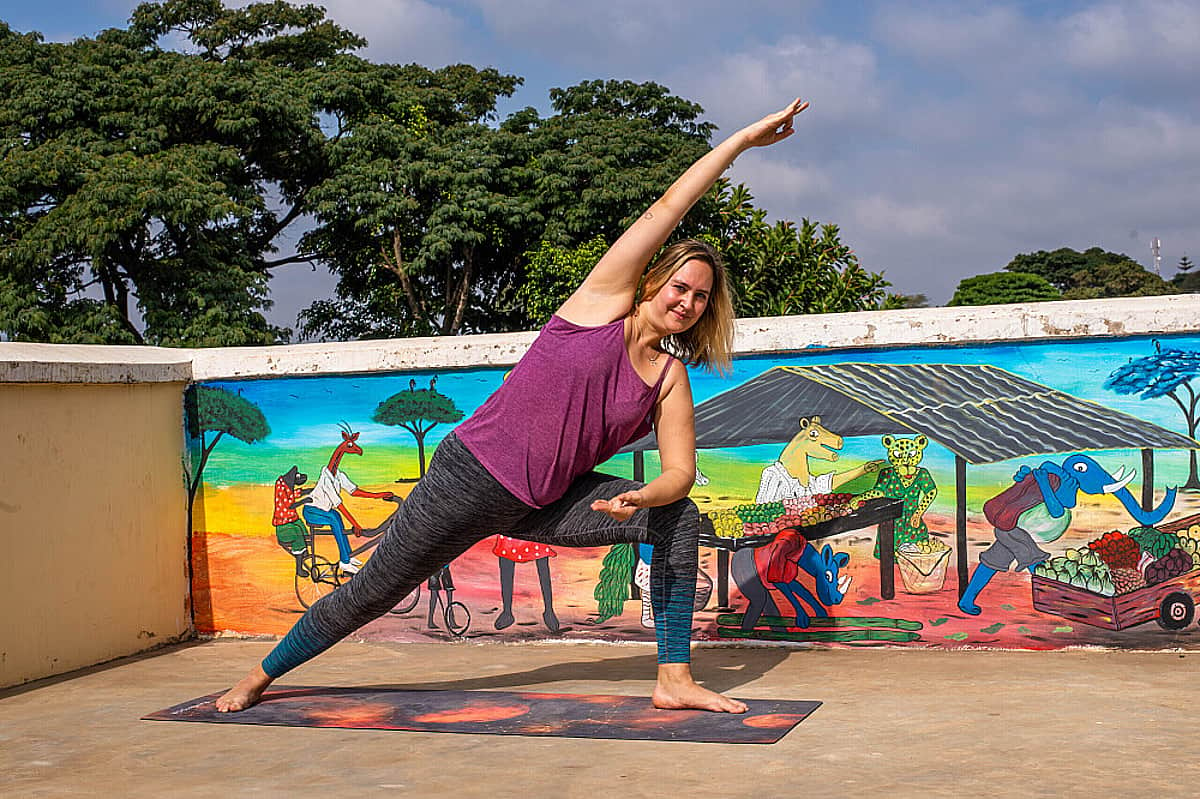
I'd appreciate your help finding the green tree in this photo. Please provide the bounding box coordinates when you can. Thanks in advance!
[184,384,270,515]
[516,236,609,326]
[529,80,715,247]
[299,78,716,339]
[298,64,540,340]
[702,181,896,316]
[1173,255,1200,293]
[0,1,366,345]
[3,4,894,344]
[1004,247,1172,299]
[1062,260,1174,300]
[372,377,464,477]
[513,181,898,326]
[948,272,1062,306]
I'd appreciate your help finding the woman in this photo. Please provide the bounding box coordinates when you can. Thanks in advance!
[217,97,809,715]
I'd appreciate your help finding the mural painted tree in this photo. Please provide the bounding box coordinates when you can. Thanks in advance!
[1105,341,1200,490]
[184,385,270,542]
[373,377,464,477]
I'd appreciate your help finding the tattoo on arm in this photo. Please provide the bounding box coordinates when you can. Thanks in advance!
[642,210,654,220]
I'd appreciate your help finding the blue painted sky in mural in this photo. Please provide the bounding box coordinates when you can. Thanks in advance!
[201,332,1200,498]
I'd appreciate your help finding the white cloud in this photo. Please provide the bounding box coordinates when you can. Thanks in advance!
[1061,0,1200,75]
[873,4,1029,64]
[726,152,834,214]
[461,0,820,74]
[315,0,470,66]
[463,0,713,72]
[849,194,951,240]
[669,33,885,150]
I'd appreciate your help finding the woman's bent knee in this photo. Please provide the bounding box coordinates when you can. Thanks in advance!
[648,497,700,543]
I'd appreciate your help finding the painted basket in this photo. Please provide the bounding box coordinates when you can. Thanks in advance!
[896,546,951,594]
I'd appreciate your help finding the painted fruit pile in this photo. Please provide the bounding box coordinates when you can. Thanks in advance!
[1032,525,1200,596]
[900,536,950,556]
[709,493,857,539]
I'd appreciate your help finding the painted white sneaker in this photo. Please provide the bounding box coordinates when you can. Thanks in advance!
[350,557,363,567]
[339,560,360,575]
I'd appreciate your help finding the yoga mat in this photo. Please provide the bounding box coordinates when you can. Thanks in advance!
[144,686,820,744]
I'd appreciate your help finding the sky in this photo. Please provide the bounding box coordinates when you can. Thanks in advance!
[4,0,1199,334]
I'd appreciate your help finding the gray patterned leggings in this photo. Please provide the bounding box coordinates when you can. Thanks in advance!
[262,432,700,676]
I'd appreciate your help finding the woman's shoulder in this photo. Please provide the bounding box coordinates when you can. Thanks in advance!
[547,312,626,331]
[653,358,693,411]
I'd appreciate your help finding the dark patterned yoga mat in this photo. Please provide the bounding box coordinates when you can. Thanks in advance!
[144,686,820,744]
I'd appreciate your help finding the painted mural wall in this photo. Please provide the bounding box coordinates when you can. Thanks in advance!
[188,332,1200,651]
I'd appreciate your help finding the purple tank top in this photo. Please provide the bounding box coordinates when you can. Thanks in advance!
[455,315,673,508]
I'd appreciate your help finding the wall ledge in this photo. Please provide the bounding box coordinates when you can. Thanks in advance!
[3,294,1199,383]
[0,343,192,384]
[186,294,1200,380]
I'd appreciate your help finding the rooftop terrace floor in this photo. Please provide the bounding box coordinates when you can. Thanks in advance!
[2,639,1197,797]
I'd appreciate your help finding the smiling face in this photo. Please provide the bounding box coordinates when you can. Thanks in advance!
[643,258,713,334]
[633,239,734,372]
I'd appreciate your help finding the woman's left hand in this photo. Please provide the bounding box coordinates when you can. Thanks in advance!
[740,97,809,149]
[591,491,646,522]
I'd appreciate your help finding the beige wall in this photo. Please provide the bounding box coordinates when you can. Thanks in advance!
[0,382,192,687]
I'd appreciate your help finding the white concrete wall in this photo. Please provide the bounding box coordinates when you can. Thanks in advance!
[180,295,1200,380]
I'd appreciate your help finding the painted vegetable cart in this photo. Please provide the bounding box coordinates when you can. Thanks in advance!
[1031,513,1200,630]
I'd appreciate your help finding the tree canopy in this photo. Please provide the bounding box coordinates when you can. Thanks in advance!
[2,1,895,346]
[700,181,898,317]
[184,383,269,508]
[948,271,1061,306]
[1003,247,1173,300]
[0,0,368,345]
[297,77,725,339]
[1173,255,1200,293]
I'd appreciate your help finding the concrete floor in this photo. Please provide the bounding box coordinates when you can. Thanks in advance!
[2,639,1198,798]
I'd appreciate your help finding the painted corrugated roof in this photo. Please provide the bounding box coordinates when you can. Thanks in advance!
[622,363,1199,464]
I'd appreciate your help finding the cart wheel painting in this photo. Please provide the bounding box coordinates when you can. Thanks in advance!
[295,554,340,609]
[445,601,471,636]
[390,586,421,615]
[1156,591,1194,630]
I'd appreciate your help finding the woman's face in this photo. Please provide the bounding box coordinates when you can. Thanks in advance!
[647,258,713,333]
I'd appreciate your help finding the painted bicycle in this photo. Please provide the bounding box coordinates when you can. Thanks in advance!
[295,497,470,636]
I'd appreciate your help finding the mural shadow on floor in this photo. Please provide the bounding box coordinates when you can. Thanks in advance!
[360,649,792,696]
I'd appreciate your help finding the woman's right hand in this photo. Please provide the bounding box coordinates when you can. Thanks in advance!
[739,98,809,149]
[591,491,645,522]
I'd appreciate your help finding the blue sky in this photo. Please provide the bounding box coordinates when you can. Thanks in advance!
[5,1,1199,332]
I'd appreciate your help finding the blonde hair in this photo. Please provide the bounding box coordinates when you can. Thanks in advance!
[638,239,735,374]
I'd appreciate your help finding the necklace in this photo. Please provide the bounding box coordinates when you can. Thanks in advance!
[629,312,663,365]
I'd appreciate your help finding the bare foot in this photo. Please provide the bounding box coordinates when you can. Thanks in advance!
[215,664,273,713]
[652,663,748,713]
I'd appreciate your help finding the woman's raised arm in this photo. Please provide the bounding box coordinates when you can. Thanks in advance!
[558,98,809,326]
